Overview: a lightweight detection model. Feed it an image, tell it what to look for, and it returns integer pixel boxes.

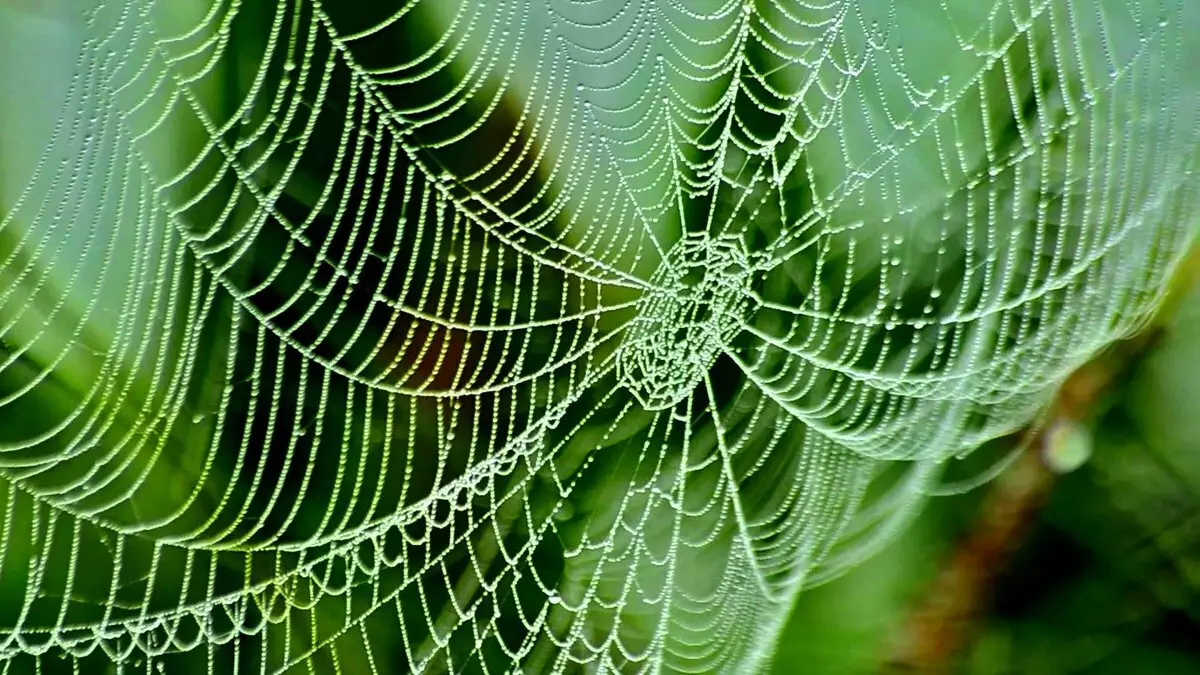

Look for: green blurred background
[2,1,1199,672]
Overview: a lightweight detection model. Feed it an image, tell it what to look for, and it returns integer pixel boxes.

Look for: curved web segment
[732,0,1200,463]
[0,0,1195,672]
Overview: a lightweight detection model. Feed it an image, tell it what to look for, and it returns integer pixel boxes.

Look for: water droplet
[282,60,296,72]
[554,501,575,522]
[1043,419,1092,474]
[930,288,943,299]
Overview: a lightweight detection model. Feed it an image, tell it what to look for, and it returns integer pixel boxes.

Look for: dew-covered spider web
[0,0,1197,671]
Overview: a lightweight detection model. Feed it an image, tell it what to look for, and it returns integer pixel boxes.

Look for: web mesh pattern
[0,0,1197,671]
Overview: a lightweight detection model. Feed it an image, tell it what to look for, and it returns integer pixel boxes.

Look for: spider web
[0,0,1196,672]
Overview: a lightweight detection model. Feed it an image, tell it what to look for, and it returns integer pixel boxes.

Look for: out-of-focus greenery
[774,246,1200,674]
[1,0,1198,672]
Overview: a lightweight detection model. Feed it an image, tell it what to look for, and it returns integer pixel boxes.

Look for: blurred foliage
[0,0,1198,671]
